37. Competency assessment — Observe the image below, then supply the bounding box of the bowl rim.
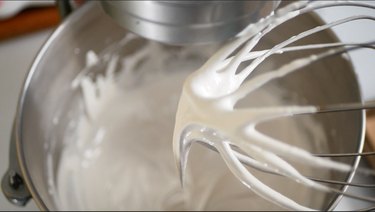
[13,2,97,211]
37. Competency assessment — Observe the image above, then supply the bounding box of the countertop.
[0,2,375,211]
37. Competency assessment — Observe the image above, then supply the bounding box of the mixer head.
[100,1,281,45]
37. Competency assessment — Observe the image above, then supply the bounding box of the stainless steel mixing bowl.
[2,1,365,210]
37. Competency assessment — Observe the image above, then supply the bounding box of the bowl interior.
[18,2,363,210]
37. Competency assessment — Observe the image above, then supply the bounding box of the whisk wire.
[232,147,375,202]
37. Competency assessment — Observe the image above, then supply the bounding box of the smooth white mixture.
[55,39,329,210]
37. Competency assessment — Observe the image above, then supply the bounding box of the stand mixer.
[2,0,375,210]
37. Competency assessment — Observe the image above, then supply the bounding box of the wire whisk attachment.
[173,1,375,210]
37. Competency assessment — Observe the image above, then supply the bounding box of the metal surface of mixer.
[58,0,281,45]
[100,1,281,45]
